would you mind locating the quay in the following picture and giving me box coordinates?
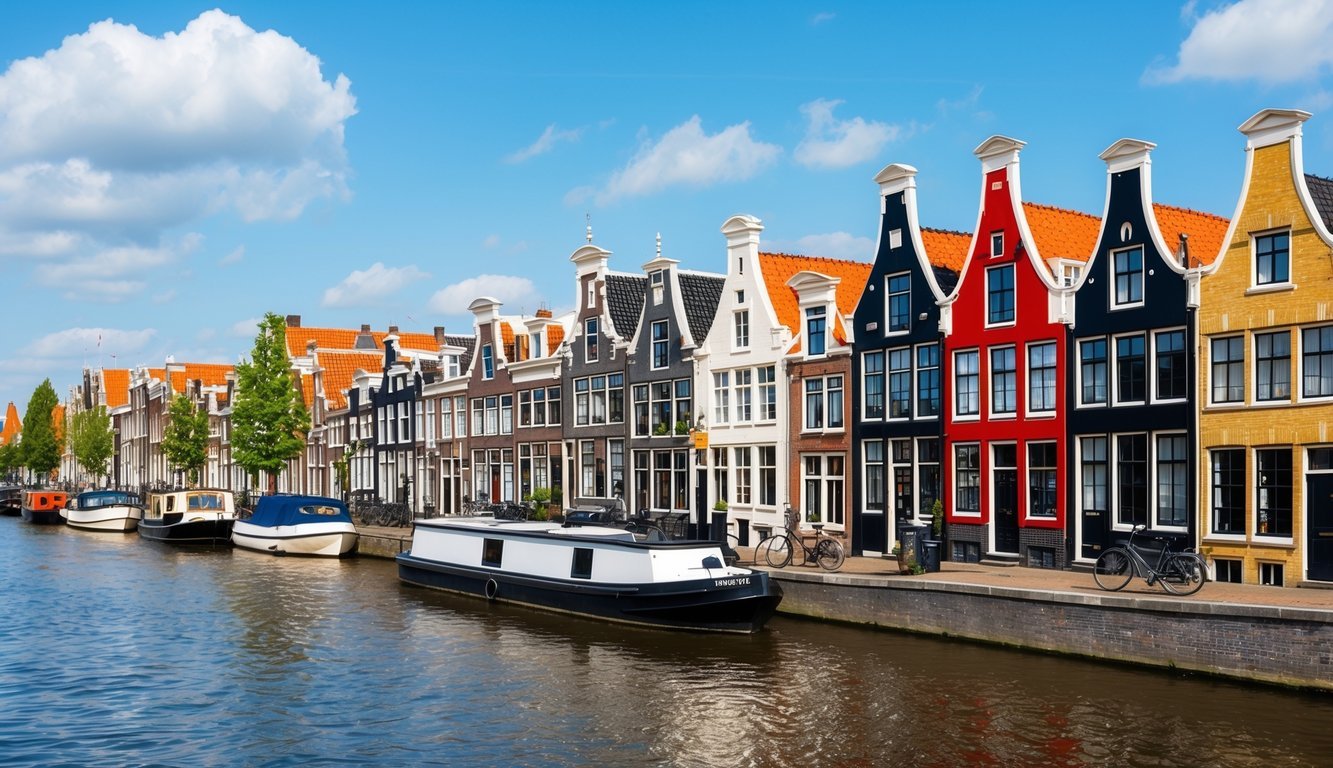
[358,523,1333,691]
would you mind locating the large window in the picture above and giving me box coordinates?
[1211,449,1245,534]
[734,310,749,349]
[1081,437,1108,522]
[1255,331,1291,402]
[758,366,778,421]
[712,447,728,504]
[887,272,911,332]
[633,384,649,436]
[585,318,599,362]
[1154,330,1187,401]
[1256,448,1292,537]
[990,346,1017,415]
[1027,442,1057,518]
[954,444,980,514]
[1303,325,1333,398]
[1080,338,1108,405]
[1028,342,1057,412]
[803,454,845,526]
[482,344,494,380]
[804,375,843,430]
[733,369,752,423]
[713,372,730,425]
[917,438,941,519]
[1113,247,1143,306]
[651,320,669,369]
[987,264,1015,324]
[1115,334,1146,403]
[863,440,885,514]
[955,350,980,417]
[758,446,777,506]
[574,375,623,426]
[1255,231,1290,286]
[806,306,827,355]
[863,351,885,420]
[889,349,911,419]
[1211,337,1245,403]
[1156,434,1188,527]
[917,343,940,417]
[1116,434,1148,527]
[734,447,752,505]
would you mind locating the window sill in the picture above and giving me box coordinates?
[1251,536,1296,548]
[1023,412,1058,420]
[1245,282,1296,296]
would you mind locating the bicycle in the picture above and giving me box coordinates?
[461,493,489,515]
[762,508,846,572]
[1093,524,1207,595]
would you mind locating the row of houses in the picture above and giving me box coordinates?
[35,107,1333,588]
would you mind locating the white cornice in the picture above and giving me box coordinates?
[1238,108,1310,150]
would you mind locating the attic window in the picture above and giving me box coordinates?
[586,282,596,309]
[991,232,1004,258]
[736,289,745,304]
[889,229,903,249]
[650,270,664,285]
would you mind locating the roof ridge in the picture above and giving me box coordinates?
[921,226,971,237]
[759,251,873,267]
[1022,201,1099,220]
[1151,202,1229,221]
[676,268,726,279]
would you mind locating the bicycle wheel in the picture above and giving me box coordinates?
[1159,553,1206,596]
[724,533,743,564]
[815,538,846,571]
[764,535,793,568]
[1093,548,1134,591]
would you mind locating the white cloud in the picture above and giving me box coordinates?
[771,231,875,262]
[22,327,156,357]
[810,12,837,25]
[592,116,780,204]
[428,274,539,314]
[482,234,502,249]
[219,246,245,266]
[794,99,899,170]
[33,233,201,302]
[1147,0,1333,84]
[505,124,584,163]
[322,262,430,307]
[231,318,261,337]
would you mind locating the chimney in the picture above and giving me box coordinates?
[355,324,376,350]
[285,314,301,328]
[388,325,399,334]
[535,308,553,319]
[434,326,447,344]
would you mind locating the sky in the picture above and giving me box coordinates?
[3,0,1333,416]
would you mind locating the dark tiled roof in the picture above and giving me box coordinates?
[1306,174,1333,232]
[445,334,475,374]
[932,265,960,295]
[677,272,726,345]
[605,274,646,339]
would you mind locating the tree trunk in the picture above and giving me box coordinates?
[267,471,278,496]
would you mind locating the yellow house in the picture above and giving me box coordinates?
[1199,108,1333,588]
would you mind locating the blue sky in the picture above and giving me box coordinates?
[3,0,1333,415]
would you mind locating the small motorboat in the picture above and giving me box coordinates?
[232,494,359,557]
[62,489,143,532]
[139,489,235,544]
[397,517,782,633]
[0,485,20,516]
[20,489,68,525]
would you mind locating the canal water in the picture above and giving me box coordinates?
[2,520,1330,767]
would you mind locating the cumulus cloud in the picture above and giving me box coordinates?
[1147,0,1333,84]
[33,233,201,302]
[589,116,780,204]
[506,124,584,163]
[428,274,540,314]
[321,262,430,307]
[219,246,245,266]
[22,327,157,357]
[231,318,262,338]
[794,99,899,169]
[771,231,875,262]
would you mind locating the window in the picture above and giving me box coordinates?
[758,446,777,506]
[440,398,453,439]
[607,375,623,423]
[1255,331,1291,402]
[580,440,596,496]
[633,384,649,436]
[1028,342,1057,412]
[887,273,911,332]
[425,399,436,443]
[482,538,504,567]
[990,231,1003,257]
[733,369,752,422]
[587,281,596,309]
[571,548,593,580]
[1302,325,1333,398]
[574,378,590,425]
[1255,231,1290,286]
[650,382,672,434]
[802,454,845,526]
[713,372,730,425]
[455,395,467,436]
[804,376,843,430]
[482,345,494,380]
[758,365,777,421]
[574,375,622,427]
[651,320,669,369]
[1214,559,1243,584]
[864,440,885,514]
[1116,334,1146,404]
[804,379,823,429]
[716,448,732,504]
[1259,562,1284,587]
[1211,449,1245,534]
[471,397,483,436]
[917,343,940,418]
[1155,330,1187,401]
[1080,338,1108,405]
[954,444,980,514]
[806,307,827,355]
[987,265,1015,324]
[734,310,750,348]
[674,379,692,431]
[1028,442,1057,517]
[734,446,752,505]
[609,439,624,498]
[1255,448,1292,537]
[863,351,885,420]
[1156,434,1188,527]
[1081,437,1108,523]
[917,438,941,519]
[1211,337,1245,403]
[889,349,911,419]
[955,350,979,416]
[519,390,533,427]
[1112,247,1144,306]
[1116,434,1148,527]
[546,387,561,426]
[585,318,599,362]
[990,346,1017,415]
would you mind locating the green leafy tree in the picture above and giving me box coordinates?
[69,405,115,485]
[161,394,209,487]
[0,440,21,480]
[20,379,60,480]
[232,312,310,495]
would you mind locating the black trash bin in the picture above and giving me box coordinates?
[921,538,941,573]
[896,523,929,573]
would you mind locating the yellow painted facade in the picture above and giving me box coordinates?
[1198,122,1333,587]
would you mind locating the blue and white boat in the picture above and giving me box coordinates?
[232,494,359,557]
[62,489,142,532]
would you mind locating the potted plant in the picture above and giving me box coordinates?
[674,419,690,435]
[713,499,728,512]
[653,422,669,436]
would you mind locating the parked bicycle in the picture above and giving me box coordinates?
[1093,524,1207,595]
[461,493,489,515]
[761,508,846,571]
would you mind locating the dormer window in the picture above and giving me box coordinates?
[444,354,460,378]
[806,307,827,356]
[529,332,543,359]
[651,270,664,306]
[585,318,599,362]
[991,232,1004,258]
[482,345,494,380]
[1112,247,1144,307]
[1255,230,1290,287]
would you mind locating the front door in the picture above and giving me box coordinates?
[994,469,1019,554]
[1307,472,1333,581]
[1081,505,1106,561]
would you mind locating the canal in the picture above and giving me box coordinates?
[2,519,1330,767]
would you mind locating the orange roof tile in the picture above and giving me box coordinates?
[298,372,315,410]
[315,351,384,411]
[285,326,442,357]
[546,325,565,356]
[1152,203,1229,268]
[758,252,873,336]
[921,228,971,273]
[1022,203,1101,263]
[166,363,232,394]
[101,369,130,409]
[1,401,20,445]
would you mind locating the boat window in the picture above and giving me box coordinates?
[482,538,504,567]
[300,505,342,516]
[571,548,594,580]
[166,496,175,512]
[188,493,223,510]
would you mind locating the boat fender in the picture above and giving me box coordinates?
[484,578,499,601]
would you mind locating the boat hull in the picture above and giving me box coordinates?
[62,504,142,532]
[20,507,64,525]
[397,553,782,634]
[138,517,233,544]
[232,520,358,557]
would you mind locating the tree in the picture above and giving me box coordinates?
[161,395,209,487]
[232,312,310,495]
[69,405,115,485]
[0,441,21,482]
[20,379,60,481]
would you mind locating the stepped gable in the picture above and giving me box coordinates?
[101,369,131,409]
[0,402,19,445]
[921,227,969,293]
[677,271,726,345]
[1152,203,1230,268]
[1022,202,1101,265]
[1305,174,1333,233]
[605,273,647,339]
